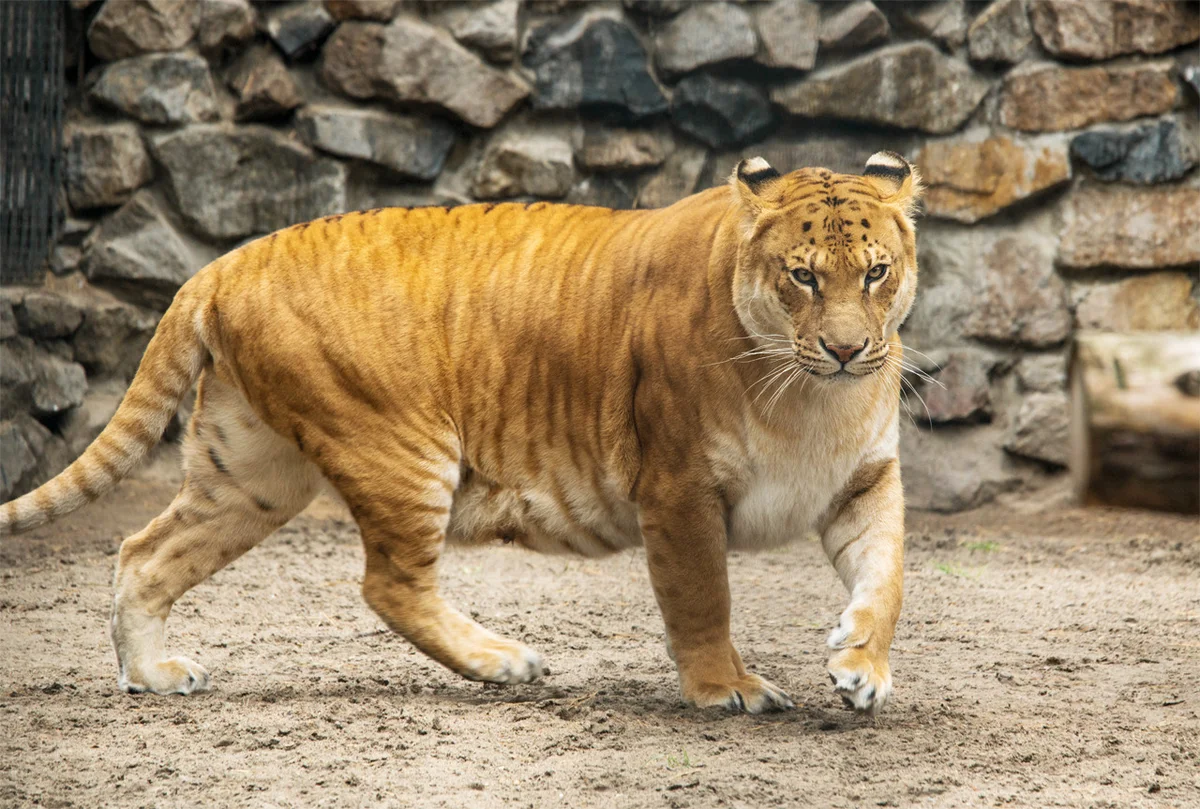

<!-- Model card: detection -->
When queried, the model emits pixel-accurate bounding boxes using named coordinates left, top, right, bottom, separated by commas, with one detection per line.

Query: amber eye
left=790, top=268, right=818, bottom=289
left=865, top=264, right=889, bottom=285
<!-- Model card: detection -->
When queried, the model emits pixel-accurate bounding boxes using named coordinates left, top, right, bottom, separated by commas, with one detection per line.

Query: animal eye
left=865, top=264, right=889, bottom=284
left=790, top=268, right=817, bottom=288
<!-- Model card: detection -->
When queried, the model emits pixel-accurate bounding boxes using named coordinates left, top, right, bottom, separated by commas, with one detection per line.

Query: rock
left=0, top=299, right=16, bottom=340
left=82, top=191, right=218, bottom=308
left=919, top=348, right=998, bottom=424
left=901, top=0, right=968, bottom=48
left=89, top=51, right=220, bottom=125
left=265, top=1, right=335, bottom=60
left=1015, top=354, right=1066, bottom=393
left=623, top=0, right=688, bottom=15
left=579, top=126, right=673, bottom=172
left=150, top=125, right=348, bottom=241
left=999, top=61, right=1177, bottom=132
left=670, top=75, right=773, bottom=150
left=636, top=145, right=707, bottom=209
left=0, top=337, right=35, bottom=416
left=32, top=353, right=88, bottom=417
left=48, top=246, right=83, bottom=277
left=754, top=0, right=820, bottom=71
left=968, top=0, right=1034, bottom=63
left=13, top=291, right=84, bottom=339
left=296, top=105, right=455, bottom=180
left=523, top=18, right=667, bottom=121
left=960, top=236, right=1071, bottom=348
left=566, top=175, right=640, bottom=209
left=901, top=422, right=1022, bottom=511
left=0, top=336, right=87, bottom=418
left=1073, top=273, right=1200, bottom=332
left=321, top=18, right=528, bottom=128
left=87, top=0, right=196, bottom=61
left=772, top=43, right=989, bottom=135
left=61, top=378, right=128, bottom=456
left=228, top=44, right=304, bottom=120
left=654, top=2, right=758, bottom=77
left=59, top=218, right=95, bottom=247
left=1058, top=185, right=1200, bottom=270
left=64, top=123, right=153, bottom=211
left=1069, top=119, right=1196, bottom=185
left=1185, top=65, right=1200, bottom=98
left=819, top=1, right=890, bottom=51
left=1028, top=0, right=1200, bottom=61
left=473, top=126, right=575, bottom=200
left=196, top=0, right=256, bottom=52
left=428, top=0, right=519, bottom=62
left=917, top=132, right=1071, bottom=224
left=324, top=0, right=400, bottom=21
left=72, top=296, right=160, bottom=380
left=0, top=414, right=74, bottom=500
left=1004, top=392, right=1069, bottom=467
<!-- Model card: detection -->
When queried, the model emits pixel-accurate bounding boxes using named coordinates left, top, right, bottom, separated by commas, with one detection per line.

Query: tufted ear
left=730, top=157, right=782, bottom=226
left=862, top=151, right=923, bottom=217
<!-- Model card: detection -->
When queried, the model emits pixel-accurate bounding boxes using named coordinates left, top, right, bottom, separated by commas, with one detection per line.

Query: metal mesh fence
left=1, top=1, right=65, bottom=285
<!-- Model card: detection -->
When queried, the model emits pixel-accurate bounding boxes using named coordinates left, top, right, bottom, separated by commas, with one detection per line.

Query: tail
left=0, top=291, right=208, bottom=535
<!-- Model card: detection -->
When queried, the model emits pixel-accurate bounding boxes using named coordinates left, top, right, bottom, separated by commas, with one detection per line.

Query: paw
left=684, top=673, right=795, bottom=714
left=460, top=639, right=545, bottom=685
left=827, top=646, right=891, bottom=715
left=119, top=656, right=210, bottom=695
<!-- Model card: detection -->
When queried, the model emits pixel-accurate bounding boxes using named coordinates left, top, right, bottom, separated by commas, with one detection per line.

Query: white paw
left=461, top=641, right=545, bottom=685
left=119, top=656, right=211, bottom=695
left=827, top=646, right=891, bottom=715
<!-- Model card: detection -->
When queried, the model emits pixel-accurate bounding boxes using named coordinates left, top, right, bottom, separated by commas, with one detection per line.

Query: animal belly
left=728, top=478, right=827, bottom=551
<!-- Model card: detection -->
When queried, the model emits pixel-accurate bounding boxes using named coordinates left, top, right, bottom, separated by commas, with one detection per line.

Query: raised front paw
left=827, top=645, right=891, bottom=715
left=683, top=673, right=795, bottom=714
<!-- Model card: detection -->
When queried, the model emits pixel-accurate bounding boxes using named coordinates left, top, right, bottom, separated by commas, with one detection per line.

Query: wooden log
left=1069, top=331, right=1200, bottom=515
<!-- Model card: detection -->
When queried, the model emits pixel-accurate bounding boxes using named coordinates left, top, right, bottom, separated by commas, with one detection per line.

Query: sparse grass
left=962, top=540, right=1001, bottom=553
left=665, top=749, right=697, bottom=770
left=933, top=561, right=977, bottom=579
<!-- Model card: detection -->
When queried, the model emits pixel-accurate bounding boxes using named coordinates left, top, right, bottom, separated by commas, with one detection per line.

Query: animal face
left=731, top=153, right=922, bottom=380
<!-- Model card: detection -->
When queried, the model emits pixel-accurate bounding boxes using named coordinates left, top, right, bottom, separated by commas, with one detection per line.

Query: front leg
left=821, top=457, right=905, bottom=715
left=640, top=493, right=794, bottom=714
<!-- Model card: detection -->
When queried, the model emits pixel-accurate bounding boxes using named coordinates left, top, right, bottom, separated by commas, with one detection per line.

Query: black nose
left=820, top=337, right=868, bottom=365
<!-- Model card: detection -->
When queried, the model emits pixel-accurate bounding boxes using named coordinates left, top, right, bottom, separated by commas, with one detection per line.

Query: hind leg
left=111, top=372, right=321, bottom=694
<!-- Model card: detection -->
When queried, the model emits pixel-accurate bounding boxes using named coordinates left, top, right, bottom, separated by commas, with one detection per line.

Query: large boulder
left=87, top=0, right=196, bottom=61
left=72, top=295, right=160, bottom=381
left=901, top=422, right=1023, bottom=512
left=999, top=61, right=1177, bottom=132
left=0, top=415, right=74, bottom=501
left=12, top=291, right=84, bottom=340
left=522, top=17, right=667, bottom=121
left=772, top=44, right=989, bottom=134
left=1028, top=0, right=1199, bottom=61
left=1004, top=392, right=1069, bottom=467
left=1069, top=119, right=1196, bottom=185
left=82, top=190, right=219, bottom=308
left=918, top=348, right=999, bottom=424
left=670, top=75, right=773, bottom=150
left=0, top=336, right=88, bottom=419
left=916, top=132, right=1071, bottom=223
left=296, top=105, right=455, bottom=180
left=473, top=125, right=575, bottom=200
left=1058, top=185, right=1200, bottom=270
left=636, top=145, right=707, bottom=209
left=754, top=0, right=819, bottom=70
left=196, top=0, right=256, bottom=52
left=1073, top=273, right=1200, bottom=332
left=968, top=0, right=1034, bottom=64
left=264, top=1, right=335, bottom=60
left=89, top=51, right=220, bottom=125
left=654, top=2, right=758, bottom=77
left=321, top=18, right=528, bottom=128
left=819, top=1, right=890, bottom=51
left=150, top=125, right=348, bottom=241
left=64, top=122, right=153, bottom=210
left=428, top=0, right=519, bottom=62
left=963, top=235, right=1071, bottom=348
left=578, top=126, right=673, bottom=173
left=227, top=44, right=304, bottom=121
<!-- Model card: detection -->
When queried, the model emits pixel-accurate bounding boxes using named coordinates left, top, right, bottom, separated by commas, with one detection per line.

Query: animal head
left=729, top=152, right=922, bottom=380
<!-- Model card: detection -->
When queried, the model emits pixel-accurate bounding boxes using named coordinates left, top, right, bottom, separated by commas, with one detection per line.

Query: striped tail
left=0, top=293, right=207, bottom=535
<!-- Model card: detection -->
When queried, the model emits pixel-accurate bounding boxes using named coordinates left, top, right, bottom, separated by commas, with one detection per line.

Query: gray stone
left=228, top=44, right=304, bottom=121
left=919, top=348, right=998, bottom=424
left=59, top=218, right=95, bottom=247
left=321, top=18, right=528, bottom=128
left=901, top=422, right=1022, bottom=511
left=32, top=353, right=88, bottom=418
left=87, top=0, right=196, bottom=61
left=49, top=246, right=84, bottom=277
left=1005, top=392, right=1069, bottom=467
left=62, top=378, right=128, bottom=456
left=0, top=337, right=35, bottom=417
left=197, top=0, right=256, bottom=52
left=754, top=0, right=820, bottom=71
left=89, top=52, right=220, bottom=126
left=901, top=0, right=968, bottom=48
left=523, top=18, right=668, bottom=121
left=151, top=125, right=348, bottom=241
left=670, top=75, right=773, bottom=150
left=0, top=336, right=87, bottom=418
left=968, top=0, right=1034, bottom=64
left=772, top=43, right=989, bottom=135
left=1073, top=273, right=1200, bottom=332
left=622, top=0, right=688, bottom=15
left=1070, top=119, right=1196, bottom=185
left=819, top=1, right=889, bottom=51
left=0, top=417, right=39, bottom=498
left=296, top=105, right=455, bottom=180
left=82, top=191, right=218, bottom=308
left=636, top=145, right=707, bottom=209
left=579, top=126, right=673, bottom=172
left=963, top=236, right=1071, bottom=348
left=1029, top=0, right=1200, bottom=61
left=654, top=3, right=758, bottom=77
left=0, top=414, right=74, bottom=500
left=1058, top=185, right=1200, bottom=270
left=1015, top=354, right=1066, bottom=393
left=1185, top=65, right=1200, bottom=98
left=566, top=175, right=640, bottom=210
left=13, top=291, right=84, bottom=339
left=999, top=61, right=1178, bottom=133
left=324, top=0, right=400, bottom=21
left=64, top=122, right=152, bottom=211
left=429, top=0, right=519, bottom=62
left=265, top=1, right=336, bottom=60
left=0, top=300, right=16, bottom=340
left=473, top=126, right=575, bottom=200
left=72, top=296, right=160, bottom=380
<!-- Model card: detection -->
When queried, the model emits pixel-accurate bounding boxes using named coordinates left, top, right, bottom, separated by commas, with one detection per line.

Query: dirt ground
left=2, top=455, right=1198, bottom=809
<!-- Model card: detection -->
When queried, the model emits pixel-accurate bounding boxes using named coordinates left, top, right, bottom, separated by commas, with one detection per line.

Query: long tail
left=0, top=290, right=208, bottom=535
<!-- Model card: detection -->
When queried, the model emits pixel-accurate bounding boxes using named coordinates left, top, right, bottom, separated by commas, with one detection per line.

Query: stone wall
left=2, top=0, right=1198, bottom=510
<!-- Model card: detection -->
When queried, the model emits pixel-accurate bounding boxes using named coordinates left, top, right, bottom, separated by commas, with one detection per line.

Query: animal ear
left=730, top=157, right=781, bottom=223
left=862, top=151, right=923, bottom=216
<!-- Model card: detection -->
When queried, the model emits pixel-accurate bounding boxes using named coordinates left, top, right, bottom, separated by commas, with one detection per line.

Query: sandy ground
left=2, top=457, right=1198, bottom=809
